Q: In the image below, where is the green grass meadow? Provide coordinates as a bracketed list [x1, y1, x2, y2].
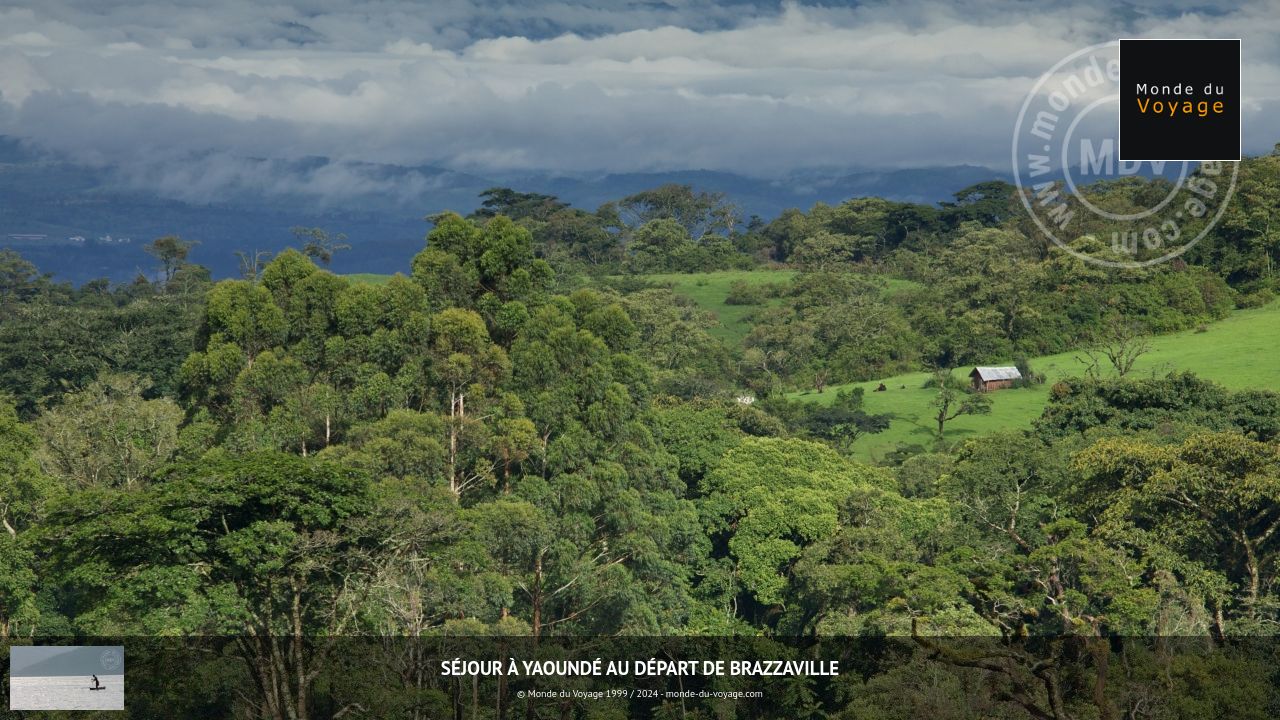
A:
[345, 272, 395, 285]
[639, 270, 918, 344]
[792, 300, 1280, 462]
[638, 270, 795, 343]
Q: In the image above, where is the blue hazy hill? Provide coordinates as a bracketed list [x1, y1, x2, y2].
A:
[0, 137, 1007, 283]
[9, 646, 124, 677]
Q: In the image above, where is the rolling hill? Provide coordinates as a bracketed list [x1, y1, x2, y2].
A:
[792, 300, 1280, 462]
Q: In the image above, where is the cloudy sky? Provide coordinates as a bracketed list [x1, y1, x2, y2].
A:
[2, 0, 1279, 186]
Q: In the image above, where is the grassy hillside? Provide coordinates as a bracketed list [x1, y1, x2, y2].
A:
[639, 270, 920, 344]
[345, 272, 395, 285]
[792, 300, 1280, 463]
[639, 270, 796, 343]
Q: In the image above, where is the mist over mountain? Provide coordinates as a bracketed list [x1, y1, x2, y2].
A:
[10, 647, 124, 678]
[0, 137, 1006, 283]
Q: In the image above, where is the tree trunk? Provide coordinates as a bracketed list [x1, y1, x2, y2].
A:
[531, 551, 544, 639]
[1242, 532, 1261, 611]
[1088, 637, 1117, 720]
[1212, 602, 1226, 645]
[292, 582, 308, 720]
[453, 676, 464, 720]
[448, 391, 465, 498]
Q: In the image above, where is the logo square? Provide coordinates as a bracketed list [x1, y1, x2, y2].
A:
[1119, 39, 1240, 161]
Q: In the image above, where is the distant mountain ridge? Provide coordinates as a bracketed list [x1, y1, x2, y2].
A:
[0, 136, 1007, 283]
[10, 647, 124, 677]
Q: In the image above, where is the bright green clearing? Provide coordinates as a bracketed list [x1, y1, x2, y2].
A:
[792, 300, 1280, 463]
[638, 270, 920, 344]
[345, 273, 395, 285]
[638, 270, 796, 343]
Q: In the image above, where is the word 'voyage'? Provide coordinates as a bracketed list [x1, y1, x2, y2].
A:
[1135, 98, 1225, 117]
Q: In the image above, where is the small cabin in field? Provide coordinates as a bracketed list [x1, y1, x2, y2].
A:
[969, 366, 1022, 392]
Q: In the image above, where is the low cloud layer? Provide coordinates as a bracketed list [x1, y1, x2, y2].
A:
[2, 0, 1278, 200]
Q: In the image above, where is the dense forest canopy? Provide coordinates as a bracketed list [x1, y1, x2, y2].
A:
[3, 151, 1280, 718]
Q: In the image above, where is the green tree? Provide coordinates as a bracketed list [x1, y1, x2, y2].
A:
[36, 374, 183, 489]
[618, 288, 734, 397]
[0, 287, 200, 419]
[626, 218, 694, 273]
[1200, 152, 1280, 283]
[0, 249, 45, 307]
[931, 370, 992, 440]
[939, 181, 1017, 227]
[1077, 432, 1280, 632]
[320, 410, 446, 483]
[0, 397, 51, 536]
[429, 308, 512, 499]
[796, 388, 892, 452]
[46, 452, 375, 719]
[615, 183, 738, 239]
[534, 207, 617, 266]
[701, 437, 894, 610]
[413, 213, 553, 313]
[291, 226, 351, 266]
[782, 484, 972, 636]
[202, 279, 287, 362]
[0, 398, 50, 638]
[1036, 372, 1280, 442]
[791, 230, 864, 270]
[0, 531, 38, 638]
[927, 432, 1164, 720]
[470, 187, 568, 222]
[144, 235, 198, 282]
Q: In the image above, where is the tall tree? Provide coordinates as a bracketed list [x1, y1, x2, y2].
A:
[615, 184, 738, 238]
[291, 227, 351, 267]
[36, 374, 183, 489]
[470, 188, 568, 222]
[428, 308, 511, 499]
[144, 235, 198, 282]
[0, 249, 45, 308]
[0, 394, 54, 639]
[201, 279, 288, 363]
[932, 369, 992, 440]
[1077, 432, 1280, 631]
[46, 452, 376, 720]
[0, 397, 48, 537]
[700, 437, 894, 612]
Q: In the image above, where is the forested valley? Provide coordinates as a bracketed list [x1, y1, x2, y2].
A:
[3, 151, 1280, 719]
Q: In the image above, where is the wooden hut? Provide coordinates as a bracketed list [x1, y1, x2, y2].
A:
[969, 366, 1022, 392]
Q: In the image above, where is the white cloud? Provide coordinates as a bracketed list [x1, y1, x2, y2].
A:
[0, 0, 1276, 196]
[0, 50, 51, 103]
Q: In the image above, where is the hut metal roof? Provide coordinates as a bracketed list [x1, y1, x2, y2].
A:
[971, 366, 1022, 381]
